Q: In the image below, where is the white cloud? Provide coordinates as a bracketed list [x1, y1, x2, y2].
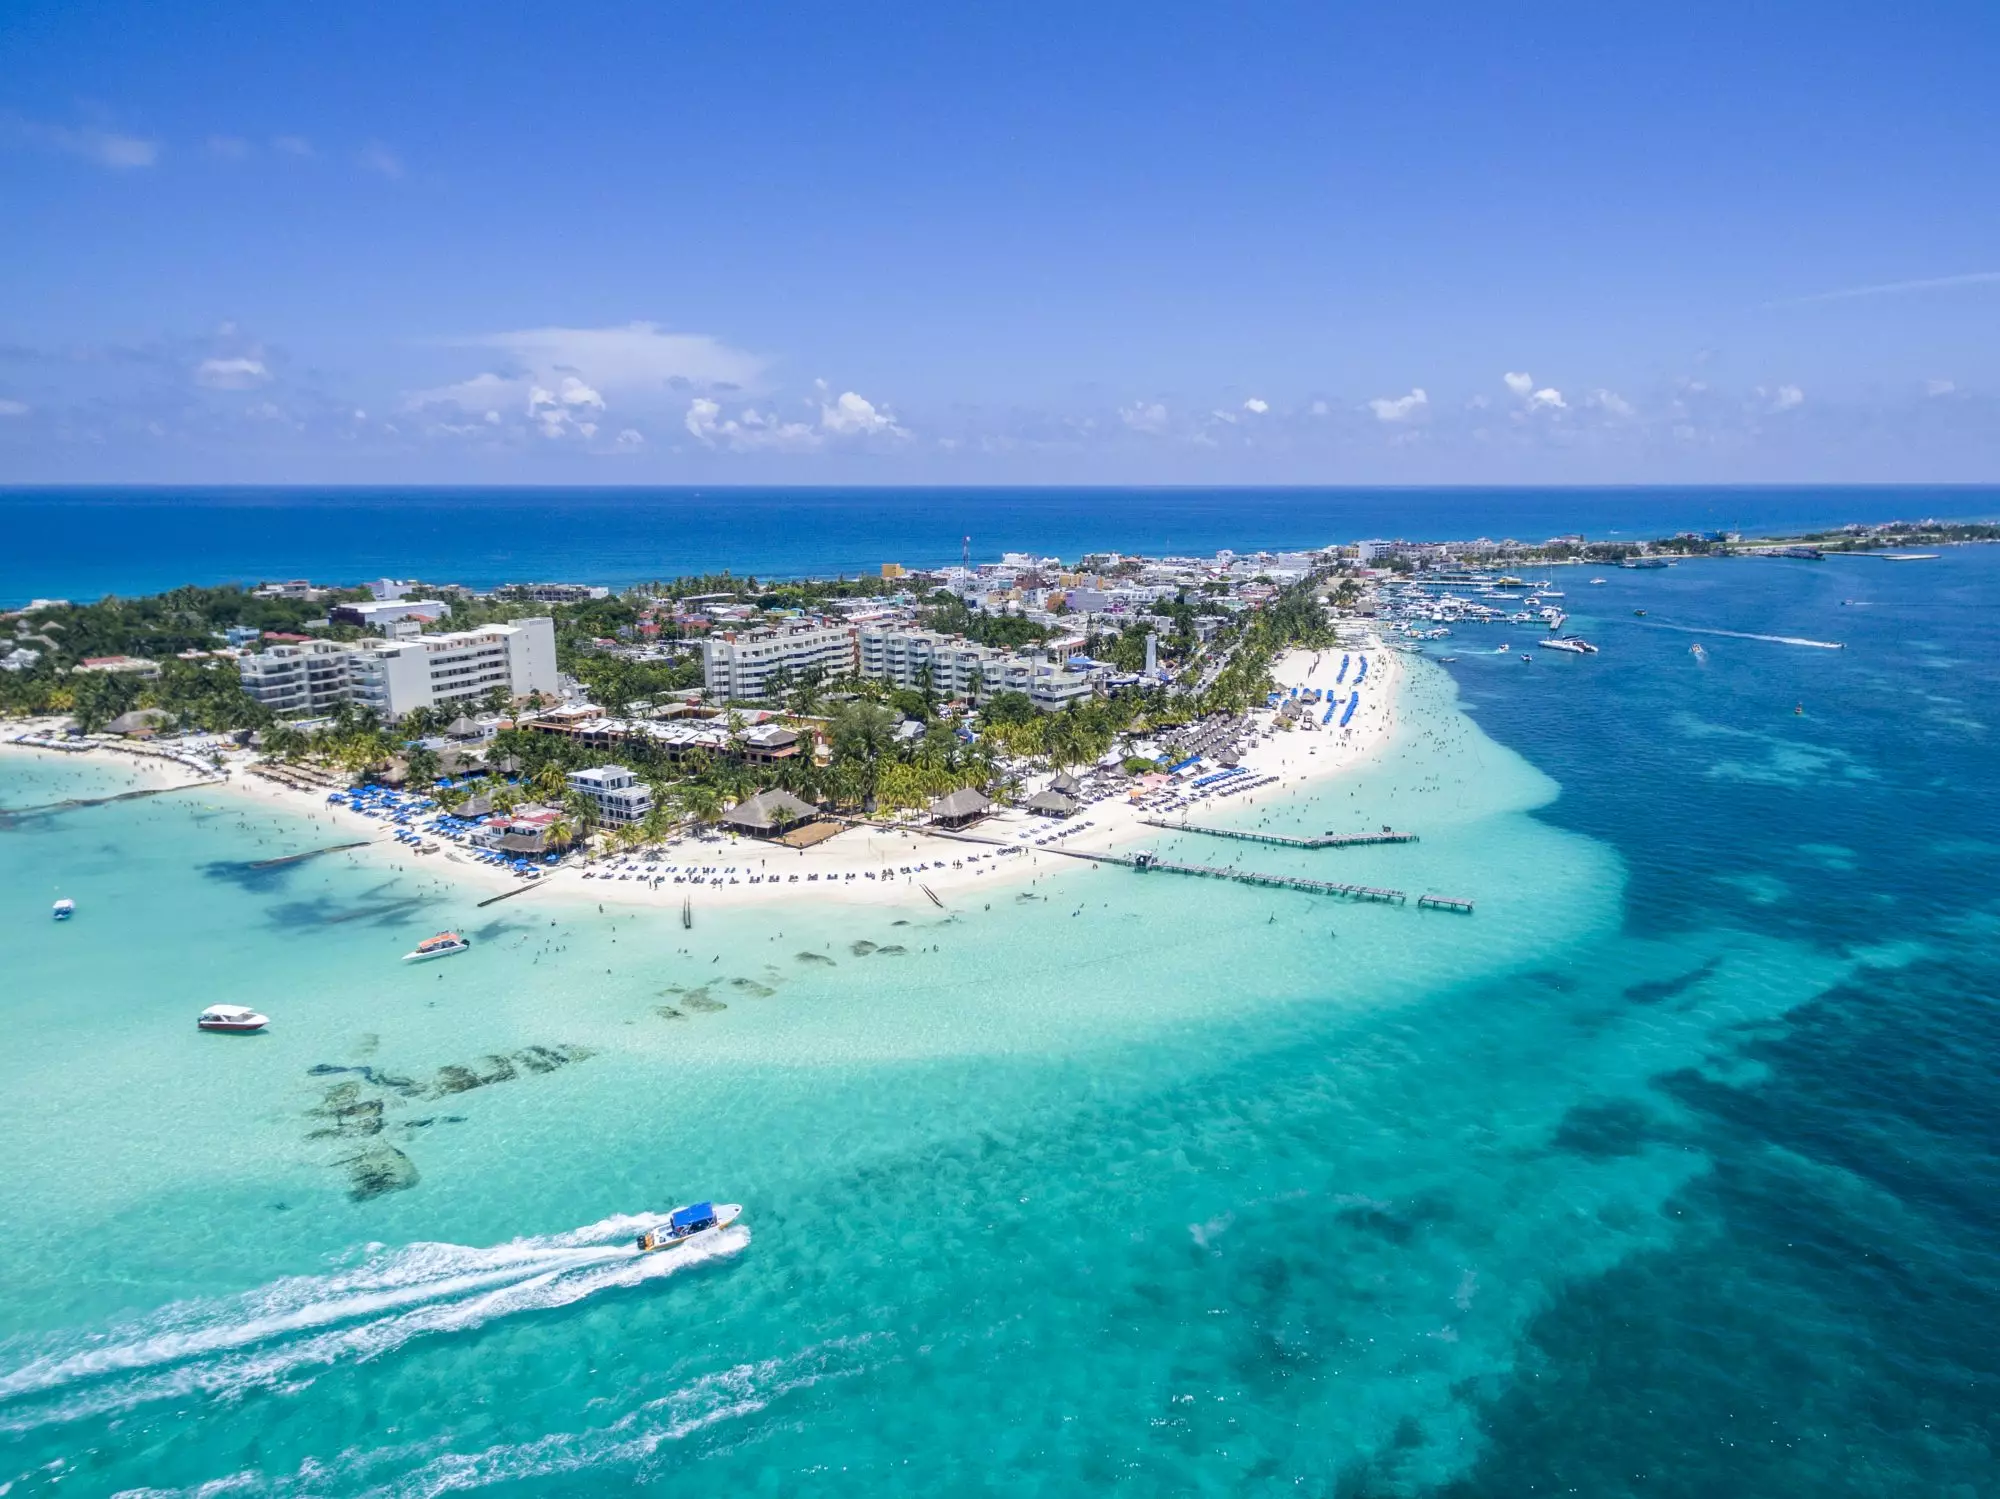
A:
[0, 398, 28, 417]
[819, 388, 905, 438]
[272, 135, 313, 157]
[1242, 397, 1269, 414]
[1503, 371, 1534, 397]
[1529, 387, 1566, 410]
[1926, 378, 1957, 396]
[358, 141, 404, 180]
[195, 356, 272, 390]
[685, 397, 821, 452]
[1769, 384, 1805, 411]
[1309, 399, 1329, 416]
[1366, 388, 1428, 423]
[614, 428, 645, 451]
[207, 135, 251, 160]
[4, 116, 160, 169]
[450, 322, 767, 397]
[410, 372, 526, 411]
[1120, 401, 1170, 435]
[1587, 389, 1635, 417]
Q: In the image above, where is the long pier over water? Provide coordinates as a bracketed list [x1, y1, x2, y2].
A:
[1140, 818, 1417, 850]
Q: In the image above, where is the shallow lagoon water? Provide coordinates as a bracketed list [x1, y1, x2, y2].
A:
[3, 551, 1997, 1494]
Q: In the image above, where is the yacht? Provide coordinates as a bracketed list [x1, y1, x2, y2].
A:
[402, 931, 470, 962]
[636, 1201, 743, 1252]
[1539, 638, 1599, 654]
[198, 1005, 269, 1033]
[1589, 578, 1607, 585]
[52, 898, 75, 921]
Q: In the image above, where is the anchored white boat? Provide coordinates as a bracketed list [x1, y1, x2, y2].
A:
[1539, 638, 1599, 654]
[52, 898, 75, 921]
[198, 1005, 269, 1033]
[402, 931, 470, 962]
[636, 1202, 743, 1252]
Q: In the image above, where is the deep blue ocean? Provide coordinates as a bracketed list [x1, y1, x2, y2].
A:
[1, 499, 1997, 1494]
[2, 485, 1996, 602]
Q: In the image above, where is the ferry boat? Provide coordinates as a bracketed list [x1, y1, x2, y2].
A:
[636, 1201, 743, 1252]
[1539, 638, 1599, 654]
[402, 931, 470, 962]
[198, 1004, 269, 1033]
[52, 898, 75, 921]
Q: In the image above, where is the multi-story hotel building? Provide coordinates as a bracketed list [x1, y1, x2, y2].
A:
[699, 623, 859, 702]
[237, 618, 559, 719]
[856, 627, 1101, 712]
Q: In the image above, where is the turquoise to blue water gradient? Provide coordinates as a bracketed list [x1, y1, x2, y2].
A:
[2, 548, 1996, 1494]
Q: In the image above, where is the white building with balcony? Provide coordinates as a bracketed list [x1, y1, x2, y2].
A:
[565, 765, 653, 827]
[237, 618, 557, 719]
[856, 627, 1103, 711]
[700, 623, 858, 701]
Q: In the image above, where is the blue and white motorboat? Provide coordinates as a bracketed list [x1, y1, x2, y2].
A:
[636, 1201, 743, 1252]
[52, 898, 75, 920]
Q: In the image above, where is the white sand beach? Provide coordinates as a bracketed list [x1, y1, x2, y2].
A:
[3, 644, 1403, 913]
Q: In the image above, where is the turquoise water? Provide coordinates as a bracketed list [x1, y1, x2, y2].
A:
[4, 550, 1997, 1494]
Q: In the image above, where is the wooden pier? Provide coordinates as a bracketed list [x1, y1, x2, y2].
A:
[1049, 846, 1411, 903]
[1140, 818, 1416, 850]
[1417, 894, 1476, 913]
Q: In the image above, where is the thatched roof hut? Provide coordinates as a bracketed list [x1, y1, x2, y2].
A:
[928, 787, 993, 827]
[721, 788, 818, 837]
[1024, 788, 1078, 817]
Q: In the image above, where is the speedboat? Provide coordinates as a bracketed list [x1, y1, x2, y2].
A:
[52, 898, 75, 921]
[636, 1201, 743, 1252]
[198, 1004, 269, 1033]
[1540, 638, 1599, 654]
[1590, 578, 1607, 585]
[402, 931, 470, 962]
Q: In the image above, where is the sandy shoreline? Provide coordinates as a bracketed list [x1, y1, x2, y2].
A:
[2, 645, 1405, 913]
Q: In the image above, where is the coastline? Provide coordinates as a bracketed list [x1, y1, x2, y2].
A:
[0, 644, 1405, 912]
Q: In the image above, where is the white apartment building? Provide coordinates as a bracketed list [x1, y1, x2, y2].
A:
[565, 765, 653, 827]
[349, 620, 559, 717]
[700, 623, 858, 701]
[856, 627, 1102, 712]
[237, 618, 558, 719]
[237, 639, 358, 716]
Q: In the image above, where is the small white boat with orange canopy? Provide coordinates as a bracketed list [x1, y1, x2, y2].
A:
[402, 931, 470, 963]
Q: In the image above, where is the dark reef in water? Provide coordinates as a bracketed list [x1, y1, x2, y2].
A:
[1551, 1098, 1664, 1159]
[850, 940, 877, 956]
[796, 951, 836, 965]
[1623, 957, 1721, 1006]
[305, 1044, 595, 1198]
[337, 1143, 419, 1201]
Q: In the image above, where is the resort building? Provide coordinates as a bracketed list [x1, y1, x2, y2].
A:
[236, 618, 558, 719]
[348, 620, 558, 717]
[856, 626, 1103, 711]
[565, 765, 654, 827]
[237, 639, 357, 715]
[700, 623, 859, 702]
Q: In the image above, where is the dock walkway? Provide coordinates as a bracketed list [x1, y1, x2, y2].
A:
[1140, 818, 1417, 850]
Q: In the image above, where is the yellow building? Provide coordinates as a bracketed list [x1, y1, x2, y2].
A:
[881, 562, 905, 579]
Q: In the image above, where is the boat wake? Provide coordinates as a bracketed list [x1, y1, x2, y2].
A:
[0, 1213, 748, 1433]
[1637, 620, 1845, 650]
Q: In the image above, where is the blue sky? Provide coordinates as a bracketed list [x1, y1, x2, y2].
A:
[3, 1, 1998, 483]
